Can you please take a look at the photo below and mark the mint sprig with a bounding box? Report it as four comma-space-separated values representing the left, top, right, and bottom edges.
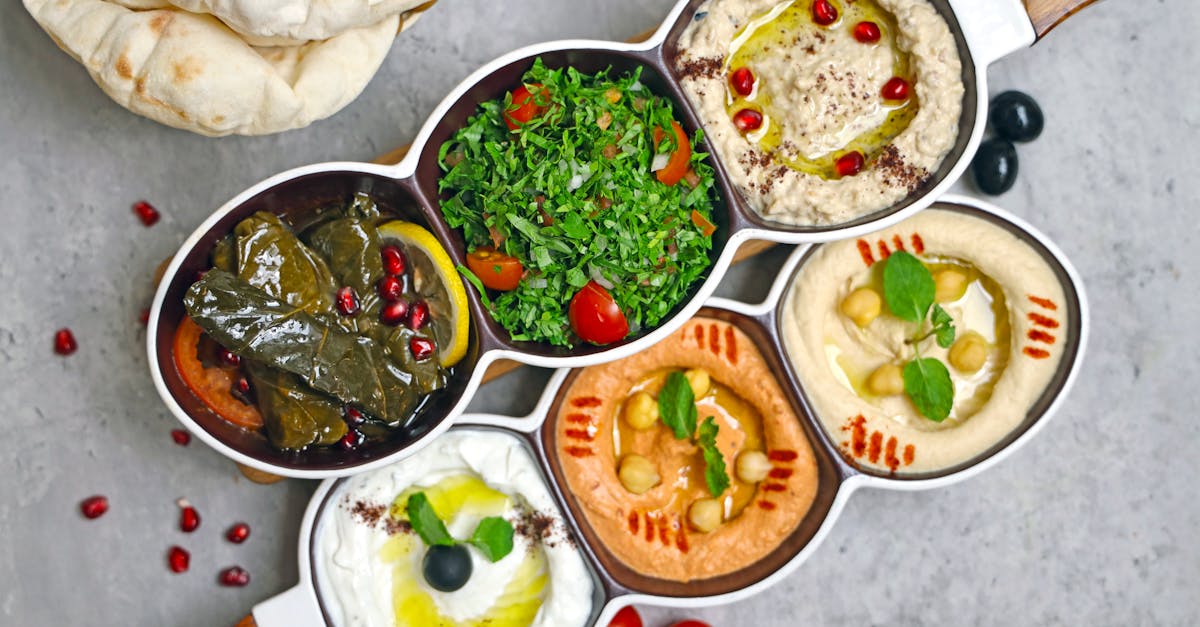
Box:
881, 251, 957, 421
468, 517, 515, 562
404, 492, 515, 563
658, 371, 697, 440
697, 416, 730, 497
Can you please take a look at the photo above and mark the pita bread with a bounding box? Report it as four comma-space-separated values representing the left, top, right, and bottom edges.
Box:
23, 0, 427, 136
166, 0, 433, 43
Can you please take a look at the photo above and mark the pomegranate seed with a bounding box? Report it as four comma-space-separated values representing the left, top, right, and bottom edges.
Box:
171, 429, 191, 446
729, 67, 755, 97
335, 286, 360, 316
80, 495, 108, 519
733, 109, 764, 132
344, 406, 365, 426
132, 200, 160, 227
234, 377, 251, 395
835, 151, 866, 177
812, 0, 838, 25
339, 429, 365, 451
881, 76, 910, 100
380, 300, 409, 326
219, 566, 251, 587
853, 21, 881, 43
167, 546, 190, 573
218, 348, 241, 367
178, 500, 201, 532
406, 301, 430, 330
139, 308, 151, 325
377, 275, 404, 302
54, 328, 78, 356
381, 245, 407, 276
410, 337, 436, 361
226, 522, 251, 544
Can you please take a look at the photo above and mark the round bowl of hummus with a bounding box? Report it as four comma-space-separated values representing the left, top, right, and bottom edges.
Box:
249, 428, 601, 627
777, 195, 1087, 478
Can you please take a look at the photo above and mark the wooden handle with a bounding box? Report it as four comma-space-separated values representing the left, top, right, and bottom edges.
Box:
1023, 0, 1097, 38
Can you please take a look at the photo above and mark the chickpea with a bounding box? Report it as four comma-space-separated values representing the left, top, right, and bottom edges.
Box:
617, 454, 660, 495
684, 368, 711, 399
688, 498, 723, 533
735, 450, 772, 483
623, 391, 659, 430
948, 332, 989, 373
934, 269, 968, 303
840, 287, 882, 328
867, 363, 905, 396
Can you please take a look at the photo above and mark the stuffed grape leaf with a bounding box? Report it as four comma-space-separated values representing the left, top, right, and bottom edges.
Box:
235, 212, 337, 314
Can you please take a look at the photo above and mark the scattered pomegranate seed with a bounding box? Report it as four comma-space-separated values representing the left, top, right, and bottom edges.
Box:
853, 21, 881, 43
139, 308, 151, 325
729, 67, 755, 97
219, 566, 251, 587
406, 301, 430, 330
167, 546, 190, 573
178, 499, 201, 532
217, 348, 241, 367
881, 77, 910, 101
234, 377, 251, 395
733, 109, 764, 132
80, 495, 108, 519
335, 287, 361, 316
132, 200, 161, 227
377, 275, 404, 302
835, 151, 866, 177
410, 337, 436, 361
812, 0, 838, 25
54, 328, 78, 356
380, 300, 409, 326
343, 406, 365, 426
381, 245, 407, 276
171, 429, 191, 446
339, 429, 365, 451
226, 523, 251, 544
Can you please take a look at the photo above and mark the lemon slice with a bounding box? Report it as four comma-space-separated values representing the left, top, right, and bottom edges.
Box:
377, 221, 470, 367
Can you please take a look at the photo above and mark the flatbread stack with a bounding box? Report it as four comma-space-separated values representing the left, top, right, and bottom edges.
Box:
23, 0, 436, 136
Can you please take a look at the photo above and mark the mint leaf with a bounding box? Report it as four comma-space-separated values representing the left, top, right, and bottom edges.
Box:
931, 304, 956, 348
697, 416, 730, 497
406, 492, 454, 547
903, 358, 954, 422
882, 251, 935, 323
468, 516, 514, 562
658, 371, 697, 440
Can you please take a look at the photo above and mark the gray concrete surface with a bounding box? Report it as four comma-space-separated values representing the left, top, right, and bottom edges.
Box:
1, 0, 1196, 625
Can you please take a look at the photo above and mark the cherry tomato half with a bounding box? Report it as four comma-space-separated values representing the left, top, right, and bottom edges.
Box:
504, 83, 548, 130
668, 621, 712, 627
653, 120, 691, 186
568, 280, 629, 345
608, 606, 643, 627
466, 247, 524, 291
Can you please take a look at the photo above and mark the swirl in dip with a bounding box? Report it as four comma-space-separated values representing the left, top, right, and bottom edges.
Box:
317, 430, 593, 626
782, 209, 1070, 473
675, 0, 963, 225
554, 316, 819, 581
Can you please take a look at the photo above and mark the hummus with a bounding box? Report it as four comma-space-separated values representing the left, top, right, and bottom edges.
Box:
316, 430, 593, 627
675, 0, 963, 225
782, 209, 1069, 473
555, 317, 819, 581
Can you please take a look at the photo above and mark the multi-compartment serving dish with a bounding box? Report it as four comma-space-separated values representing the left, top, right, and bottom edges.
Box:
246, 196, 1088, 625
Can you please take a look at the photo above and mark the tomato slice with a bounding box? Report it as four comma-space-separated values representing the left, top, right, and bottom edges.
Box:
504, 83, 548, 130
172, 317, 263, 430
608, 606, 643, 627
654, 120, 691, 186
465, 247, 525, 291
690, 209, 716, 237
568, 280, 630, 345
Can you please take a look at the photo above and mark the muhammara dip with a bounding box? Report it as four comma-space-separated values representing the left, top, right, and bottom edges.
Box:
782, 209, 1069, 473
676, 0, 963, 225
555, 317, 818, 581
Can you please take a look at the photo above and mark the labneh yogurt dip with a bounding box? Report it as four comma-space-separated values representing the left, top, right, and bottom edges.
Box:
316, 430, 593, 627
675, 0, 964, 225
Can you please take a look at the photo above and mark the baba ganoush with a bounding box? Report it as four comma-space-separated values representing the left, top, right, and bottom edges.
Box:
317, 431, 593, 627
555, 316, 818, 581
782, 209, 1069, 473
675, 0, 964, 225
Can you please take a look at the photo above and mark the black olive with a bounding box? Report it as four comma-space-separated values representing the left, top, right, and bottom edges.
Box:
422, 544, 472, 592
989, 91, 1044, 143
971, 138, 1019, 195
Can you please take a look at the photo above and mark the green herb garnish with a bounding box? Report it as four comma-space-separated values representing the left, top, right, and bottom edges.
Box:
404, 492, 515, 563
406, 492, 454, 547
658, 371, 698, 440
880, 251, 957, 421
697, 416, 730, 497
468, 517, 515, 562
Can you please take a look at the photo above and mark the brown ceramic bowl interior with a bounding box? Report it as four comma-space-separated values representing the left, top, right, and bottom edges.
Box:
537, 306, 846, 598
409, 47, 744, 362
772, 200, 1085, 481
657, 0, 980, 234
151, 170, 484, 472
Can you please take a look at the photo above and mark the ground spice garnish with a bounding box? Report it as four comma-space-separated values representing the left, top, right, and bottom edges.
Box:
725, 326, 738, 364
676, 56, 723, 81
874, 144, 929, 193
1028, 295, 1058, 310
1028, 329, 1056, 344
349, 499, 388, 527
1028, 312, 1060, 328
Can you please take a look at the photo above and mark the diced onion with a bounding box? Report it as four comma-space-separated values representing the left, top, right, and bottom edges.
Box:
651, 153, 669, 172
528, 277, 548, 289
589, 265, 614, 290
